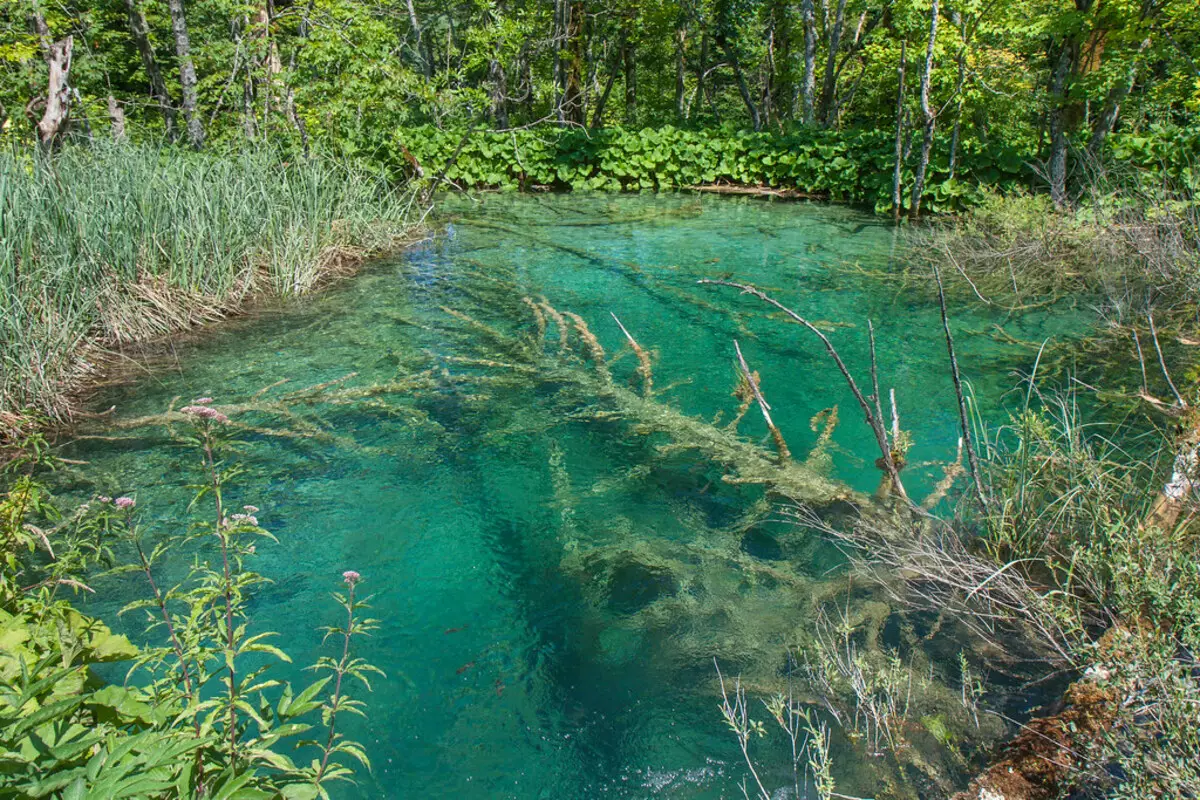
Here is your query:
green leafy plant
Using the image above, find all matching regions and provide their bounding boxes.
[0,403,384,799]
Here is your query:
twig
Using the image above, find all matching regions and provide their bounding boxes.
[933,265,989,511]
[733,340,791,463]
[701,279,909,503]
[1132,329,1149,395]
[611,312,654,396]
[1147,309,1186,408]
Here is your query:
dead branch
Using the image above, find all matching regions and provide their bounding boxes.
[733,340,791,463]
[700,279,910,504]
[610,312,654,396]
[933,265,989,511]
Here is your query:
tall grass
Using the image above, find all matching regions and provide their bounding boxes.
[0,142,419,437]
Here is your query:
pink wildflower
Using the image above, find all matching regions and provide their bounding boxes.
[342,570,361,586]
[193,397,214,405]
[98,496,112,504]
[243,505,259,514]
[114,496,135,509]
[181,405,230,424]
[231,513,259,526]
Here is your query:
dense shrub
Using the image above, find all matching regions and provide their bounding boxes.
[392,125,1034,213]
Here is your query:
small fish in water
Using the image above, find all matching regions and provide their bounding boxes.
[444,625,469,634]
[494,679,505,697]
[456,661,475,675]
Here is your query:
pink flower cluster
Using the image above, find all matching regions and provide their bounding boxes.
[181,405,230,424]
[230,512,259,526]
[342,570,361,586]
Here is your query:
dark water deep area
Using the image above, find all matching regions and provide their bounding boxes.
[63,194,1091,798]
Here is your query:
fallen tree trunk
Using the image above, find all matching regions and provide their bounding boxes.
[688,184,826,200]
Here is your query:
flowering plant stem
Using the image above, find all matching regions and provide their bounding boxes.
[316,575,358,783]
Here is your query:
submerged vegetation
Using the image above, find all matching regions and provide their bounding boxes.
[2,0,1200,795]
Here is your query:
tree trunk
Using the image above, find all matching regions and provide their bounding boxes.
[1046,0,1095,207]
[405,0,433,79]
[108,95,127,141]
[892,40,906,222]
[552,0,567,121]
[562,1,586,124]
[909,0,938,220]
[489,54,510,128]
[769,0,791,124]
[166,0,204,148]
[36,36,73,148]
[1087,35,1150,161]
[947,12,966,180]
[674,20,688,119]
[818,0,848,127]
[801,0,817,124]
[122,0,178,139]
[30,1,51,60]
[719,35,761,130]
[591,60,618,127]
[623,31,637,124]
[1046,44,1074,207]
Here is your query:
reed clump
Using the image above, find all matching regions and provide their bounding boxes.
[0,142,420,442]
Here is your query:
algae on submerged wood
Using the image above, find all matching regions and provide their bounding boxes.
[60,194,1090,798]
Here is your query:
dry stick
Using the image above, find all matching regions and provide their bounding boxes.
[1132,329,1149,395]
[932,265,988,511]
[701,279,909,502]
[610,312,654,396]
[1147,309,1186,409]
[733,340,792,463]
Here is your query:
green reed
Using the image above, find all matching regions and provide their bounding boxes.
[0,142,417,437]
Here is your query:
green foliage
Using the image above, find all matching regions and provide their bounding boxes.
[395,124,1031,212]
[0,142,415,442]
[0,411,382,799]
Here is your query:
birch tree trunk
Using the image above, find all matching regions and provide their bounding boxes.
[405,0,433,79]
[909,0,938,220]
[36,36,73,148]
[167,0,205,148]
[892,40,906,222]
[674,17,688,119]
[552,0,567,121]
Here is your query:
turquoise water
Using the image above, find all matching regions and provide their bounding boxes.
[66,194,1084,797]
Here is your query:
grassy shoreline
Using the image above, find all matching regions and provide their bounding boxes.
[0,143,424,446]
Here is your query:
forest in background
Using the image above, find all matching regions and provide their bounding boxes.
[3,0,1198,209]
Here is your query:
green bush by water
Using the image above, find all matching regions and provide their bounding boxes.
[394,125,1032,213]
[0,422,381,799]
[0,143,416,438]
